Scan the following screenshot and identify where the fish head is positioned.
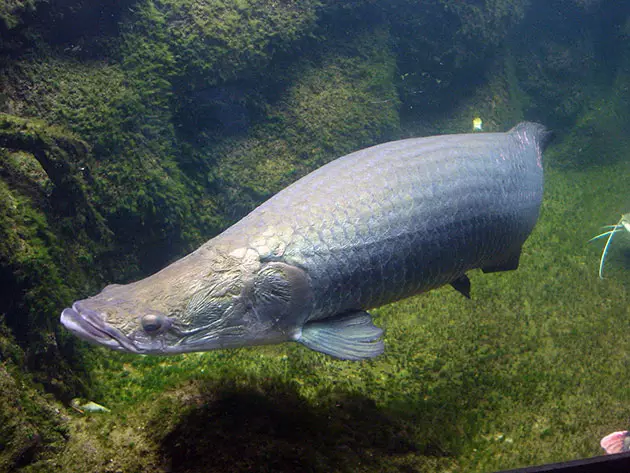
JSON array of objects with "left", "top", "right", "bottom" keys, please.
[
  {"left": 60, "top": 281, "right": 191, "bottom": 354},
  {"left": 60, "top": 252, "right": 312, "bottom": 355}
]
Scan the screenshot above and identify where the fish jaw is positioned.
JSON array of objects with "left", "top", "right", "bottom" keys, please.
[
  {"left": 60, "top": 298, "right": 300, "bottom": 355},
  {"left": 60, "top": 302, "right": 205, "bottom": 355},
  {"left": 60, "top": 300, "right": 221, "bottom": 355},
  {"left": 61, "top": 302, "right": 141, "bottom": 353}
]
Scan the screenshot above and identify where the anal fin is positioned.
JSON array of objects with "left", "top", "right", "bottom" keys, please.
[
  {"left": 482, "top": 249, "right": 522, "bottom": 273},
  {"left": 450, "top": 274, "right": 471, "bottom": 299},
  {"left": 297, "top": 311, "right": 384, "bottom": 361}
]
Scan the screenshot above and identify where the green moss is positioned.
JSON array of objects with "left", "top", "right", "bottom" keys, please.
[
  {"left": 0, "top": 343, "right": 68, "bottom": 471},
  {"left": 427, "top": 51, "right": 528, "bottom": 135},
  {"left": 0, "top": 176, "right": 66, "bottom": 315},
  {"left": 124, "top": 0, "right": 321, "bottom": 90},
  {"left": 392, "top": 2, "right": 519, "bottom": 125},
  {"left": 440, "top": 0, "right": 531, "bottom": 47},
  {"left": 0, "top": 113, "right": 109, "bottom": 241},
  {"left": 0, "top": 133, "right": 100, "bottom": 406},
  {"left": 213, "top": 28, "right": 400, "bottom": 215},
  {"left": 546, "top": 40, "right": 630, "bottom": 168},
  {"left": 0, "top": 177, "right": 75, "bottom": 381},
  {"left": 0, "top": 0, "right": 38, "bottom": 30},
  {"left": 13, "top": 57, "right": 207, "bottom": 273}
]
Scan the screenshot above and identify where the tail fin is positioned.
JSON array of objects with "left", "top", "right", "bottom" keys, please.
[{"left": 510, "top": 122, "right": 554, "bottom": 152}]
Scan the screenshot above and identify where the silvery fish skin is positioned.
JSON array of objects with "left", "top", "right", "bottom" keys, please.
[{"left": 61, "top": 122, "right": 549, "bottom": 360}]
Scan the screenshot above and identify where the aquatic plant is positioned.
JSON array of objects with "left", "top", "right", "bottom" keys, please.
[
  {"left": 212, "top": 28, "right": 400, "bottom": 217},
  {"left": 589, "top": 213, "right": 630, "bottom": 278}
]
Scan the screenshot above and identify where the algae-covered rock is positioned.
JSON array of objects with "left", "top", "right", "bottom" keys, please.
[
  {"left": 0, "top": 0, "right": 38, "bottom": 30},
  {"left": 550, "top": 74, "right": 630, "bottom": 168},
  {"left": 10, "top": 57, "right": 206, "bottom": 274},
  {"left": 211, "top": 28, "right": 400, "bottom": 218},
  {"left": 0, "top": 115, "right": 103, "bottom": 403},
  {"left": 0, "top": 336, "right": 68, "bottom": 471},
  {"left": 147, "top": 0, "right": 322, "bottom": 85},
  {"left": 0, "top": 172, "right": 90, "bottom": 400},
  {"left": 0, "top": 113, "right": 108, "bottom": 239},
  {"left": 390, "top": 0, "right": 530, "bottom": 122},
  {"left": 511, "top": 1, "right": 629, "bottom": 129}
]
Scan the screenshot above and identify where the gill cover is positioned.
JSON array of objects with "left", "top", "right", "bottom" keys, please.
[{"left": 247, "top": 262, "right": 313, "bottom": 334}]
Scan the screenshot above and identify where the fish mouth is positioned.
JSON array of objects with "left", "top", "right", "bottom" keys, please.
[{"left": 60, "top": 303, "right": 140, "bottom": 353}]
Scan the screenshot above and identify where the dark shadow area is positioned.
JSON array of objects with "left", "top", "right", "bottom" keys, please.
[
  {"left": 158, "top": 379, "right": 447, "bottom": 473},
  {"left": 32, "top": 0, "right": 137, "bottom": 57},
  {"left": 510, "top": 0, "right": 630, "bottom": 138}
]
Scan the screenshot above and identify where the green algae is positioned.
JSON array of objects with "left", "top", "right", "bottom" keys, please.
[
  {"left": 0, "top": 118, "right": 99, "bottom": 470},
  {"left": 143, "top": 0, "right": 322, "bottom": 85},
  {"left": 11, "top": 58, "right": 200, "bottom": 274},
  {"left": 212, "top": 27, "right": 400, "bottom": 215},
  {"left": 0, "top": 113, "right": 109, "bottom": 241},
  {"left": 0, "top": 163, "right": 94, "bottom": 399},
  {"left": 0, "top": 0, "right": 38, "bottom": 30},
  {"left": 550, "top": 41, "right": 630, "bottom": 168},
  {"left": 0, "top": 322, "right": 69, "bottom": 472}
]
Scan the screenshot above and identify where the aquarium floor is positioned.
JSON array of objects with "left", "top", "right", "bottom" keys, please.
[{"left": 49, "top": 159, "right": 630, "bottom": 473}]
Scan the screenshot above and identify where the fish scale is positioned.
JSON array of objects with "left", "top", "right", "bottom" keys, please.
[{"left": 219, "top": 123, "right": 546, "bottom": 322}]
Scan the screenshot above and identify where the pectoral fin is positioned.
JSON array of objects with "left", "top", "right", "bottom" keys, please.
[
  {"left": 450, "top": 274, "right": 471, "bottom": 298},
  {"left": 297, "top": 311, "right": 384, "bottom": 360}
]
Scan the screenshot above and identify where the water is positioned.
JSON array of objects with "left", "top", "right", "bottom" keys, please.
[{"left": 0, "top": 1, "right": 629, "bottom": 472}]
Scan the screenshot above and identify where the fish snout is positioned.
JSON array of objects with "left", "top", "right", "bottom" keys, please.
[
  {"left": 60, "top": 302, "right": 134, "bottom": 352},
  {"left": 61, "top": 303, "right": 104, "bottom": 340}
]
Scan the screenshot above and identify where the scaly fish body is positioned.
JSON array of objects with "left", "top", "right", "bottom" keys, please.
[{"left": 61, "top": 122, "right": 549, "bottom": 360}]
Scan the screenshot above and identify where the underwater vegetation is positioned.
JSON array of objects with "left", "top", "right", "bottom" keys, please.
[
  {"left": 590, "top": 213, "right": 630, "bottom": 279},
  {"left": 0, "top": 0, "right": 629, "bottom": 472}
]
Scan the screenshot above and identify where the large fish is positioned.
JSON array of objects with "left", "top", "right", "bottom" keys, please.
[{"left": 61, "top": 122, "right": 549, "bottom": 360}]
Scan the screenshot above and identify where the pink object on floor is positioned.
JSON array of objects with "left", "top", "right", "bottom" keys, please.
[{"left": 600, "top": 431, "right": 630, "bottom": 454}]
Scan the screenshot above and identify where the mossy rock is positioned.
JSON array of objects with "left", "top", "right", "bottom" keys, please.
[
  {"left": 123, "top": 0, "right": 322, "bottom": 91},
  {"left": 0, "top": 175, "right": 68, "bottom": 326},
  {"left": 0, "top": 115, "right": 102, "bottom": 401},
  {"left": 389, "top": 0, "right": 531, "bottom": 123},
  {"left": 11, "top": 57, "right": 207, "bottom": 274},
  {"left": 0, "top": 0, "right": 38, "bottom": 30},
  {"left": 213, "top": 28, "right": 400, "bottom": 217},
  {"left": 0, "top": 348, "right": 68, "bottom": 471},
  {"left": 423, "top": 51, "right": 527, "bottom": 136},
  {"left": 547, "top": 36, "right": 630, "bottom": 168}
]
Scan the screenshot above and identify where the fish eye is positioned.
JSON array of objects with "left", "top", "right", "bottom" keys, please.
[{"left": 141, "top": 314, "right": 166, "bottom": 334}]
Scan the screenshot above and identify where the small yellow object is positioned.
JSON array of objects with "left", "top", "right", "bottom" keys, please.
[{"left": 472, "top": 117, "right": 483, "bottom": 131}]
